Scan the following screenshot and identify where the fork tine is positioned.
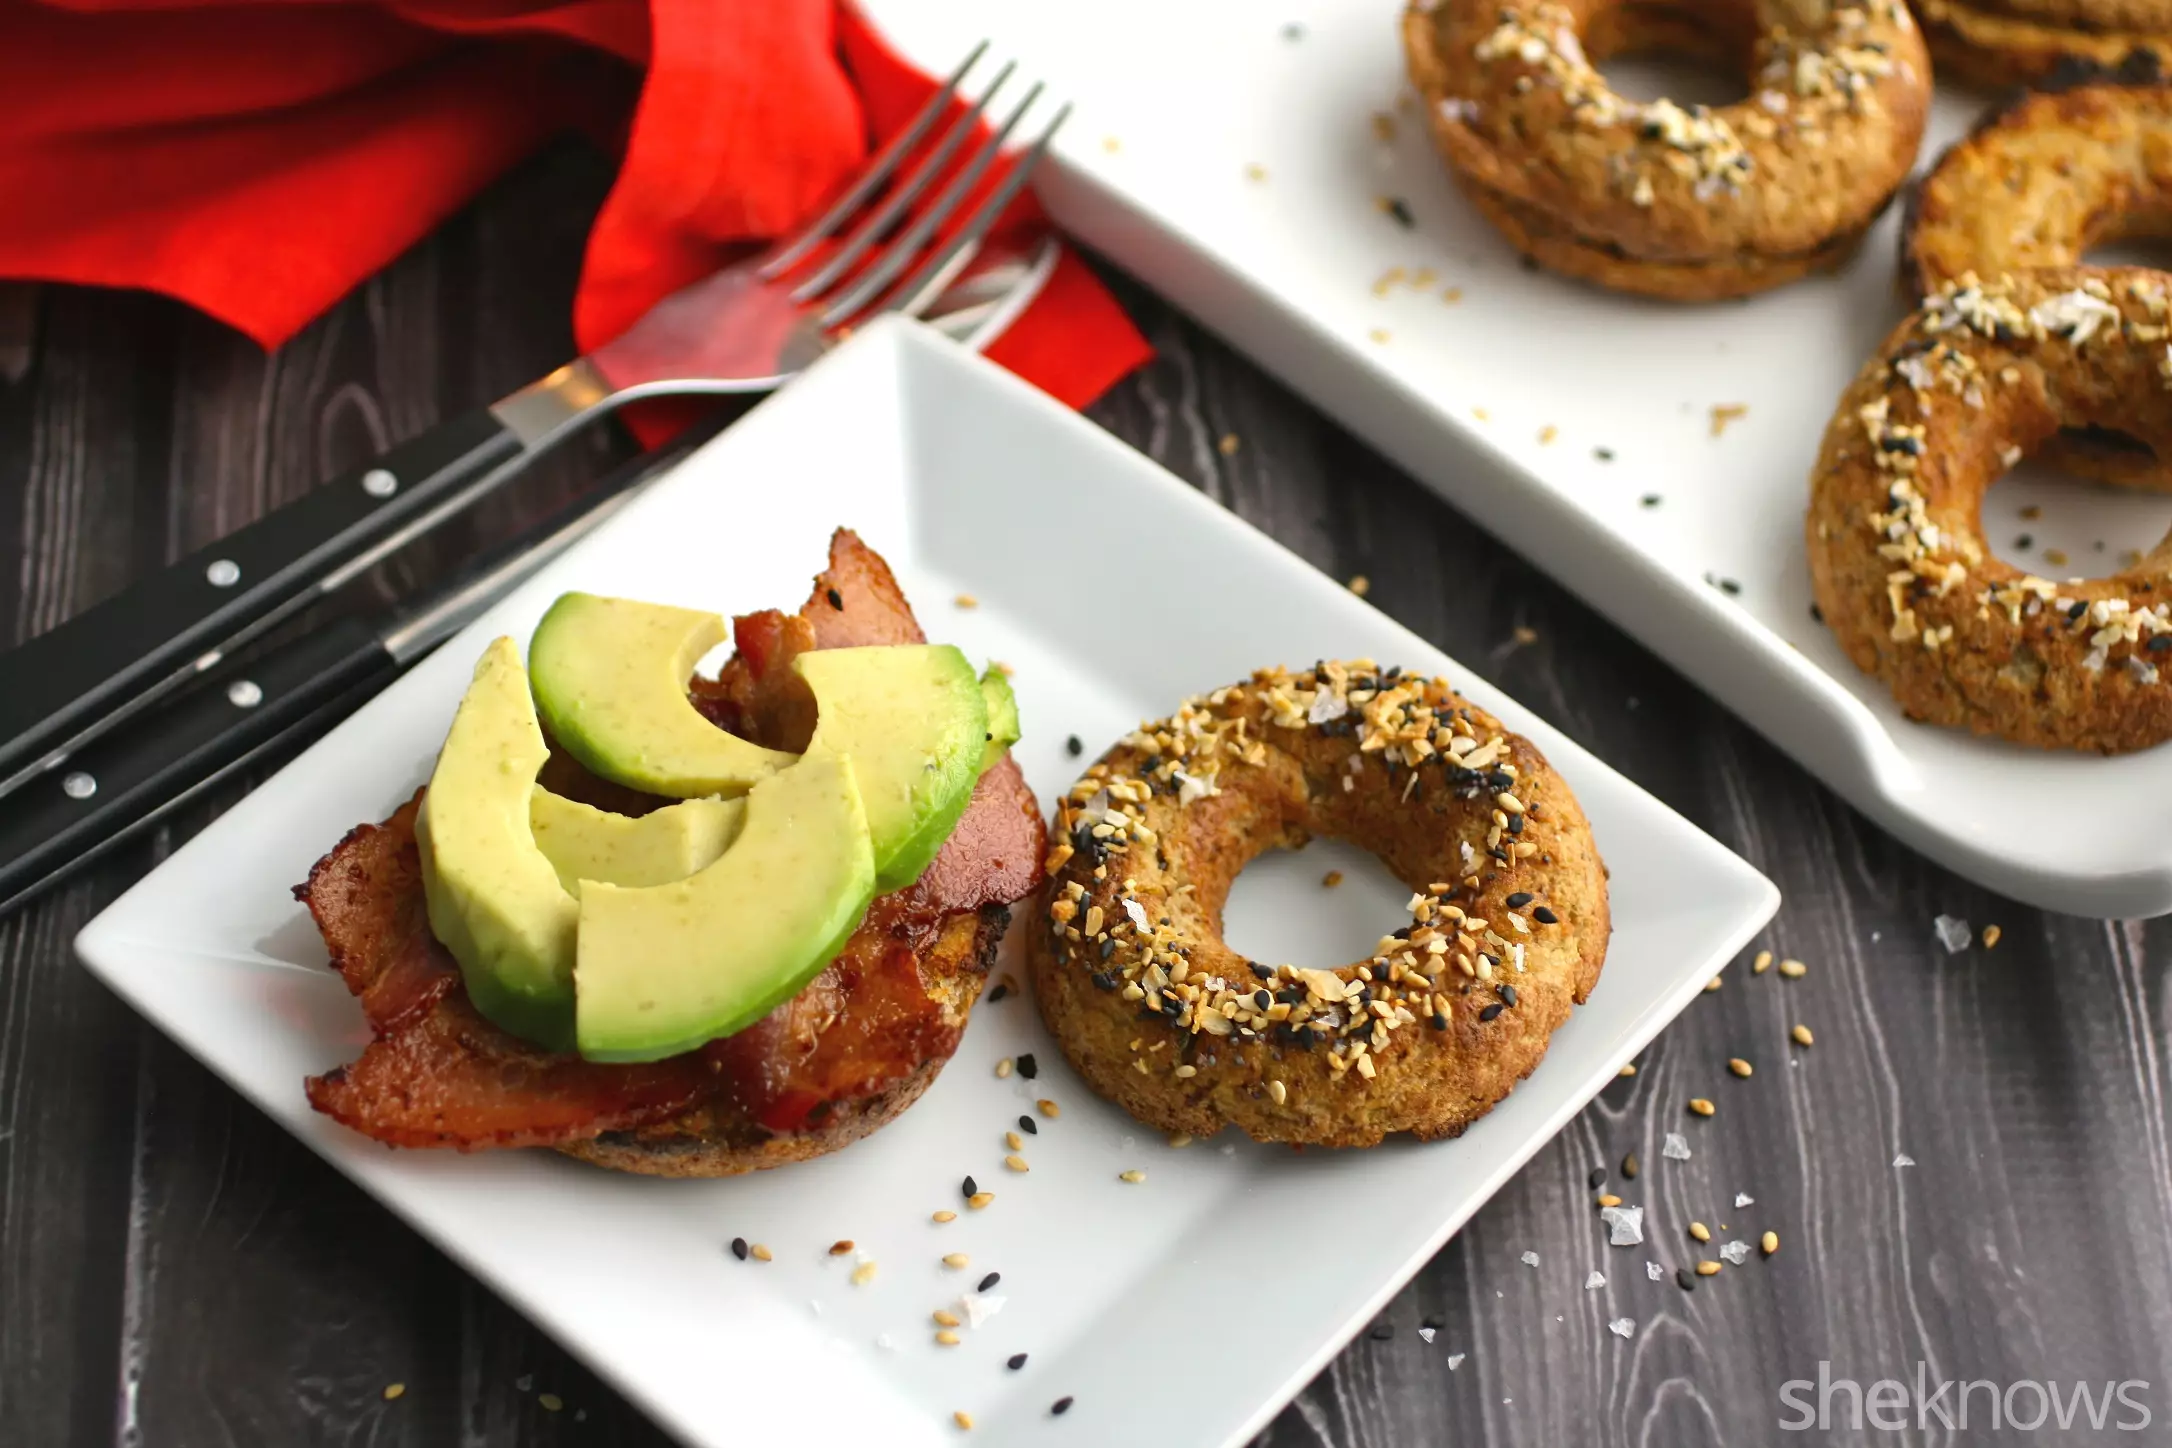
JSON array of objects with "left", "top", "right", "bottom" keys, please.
[
  {"left": 862, "top": 106, "right": 1072, "bottom": 329},
  {"left": 816, "top": 83, "right": 1045, "bottom": 327},
  {"left": 788, "top": 60, "right": 1017, "bottom": 303},
  {"left": 758, "top": 40, "right": 989, "bottom": 280}
]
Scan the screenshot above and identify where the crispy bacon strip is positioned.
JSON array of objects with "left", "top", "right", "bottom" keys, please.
[{"left": 302, "top": 530, "right": 1044, "bottom": 1150}]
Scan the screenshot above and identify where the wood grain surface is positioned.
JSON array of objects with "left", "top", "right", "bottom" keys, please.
[{"left": 3, "top": 145, "right": 2169, "bottom": 1448}]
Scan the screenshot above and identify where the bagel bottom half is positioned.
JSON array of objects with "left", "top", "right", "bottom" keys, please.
[{"left": 1030, "top": 664, "right": 1609, "bottom": 1148}]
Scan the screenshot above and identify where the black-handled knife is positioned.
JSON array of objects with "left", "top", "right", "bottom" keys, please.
[{"left": 0, "top": 446, "right": 662, "bottom": 919}]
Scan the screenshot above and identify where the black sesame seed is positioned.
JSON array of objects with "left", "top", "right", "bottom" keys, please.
[
  {"left": 1431, "top": 1011, "right": 1449, "bottom": 1030},
  {"left": 1677, "top": 1267, "right": 1698, "bottom": 1292},
  {"left": 1065, "top": 735, "right": 1084, "bottom": 756},
  {"left": 1091, "top": 970, "right": 1119, "bottom": 992},
  {"left": 1498, "top": 984, "right": 1518, "bottom": 1006},
  {"left": 979, "top": 1272, "right": 1002, "bottom": 1293},
  {"left": 1016, "top": 1053, "right": 1039, "bottom": 1080},
  {"left": 1281, "top": 20, "right": 1305, "bottom": 38},
  {"left": 1641, "top": 493, "right": 1663, "bottom": 508},
  {"left": 1099, "top": 940, "right": 1115, "bottom": 959},
  {"left": 730, "top": 1237, "right": 749, "bottom": 1260},
  {"left": 1505, "top": 891, "right": 1534, "bottom": 908},
  {"left": 1009, "top": 1353, "right": 1029, "bottom": 1371},
  {"left": 962, "top": 1176, "right": 978, "bottom": 1199},
  {"left": 1254, "top": 989, "right": 1272, "bottom": 1010},
  {"left": 1507, "top": 815, "right": 1524, "bottom": 835},
  {"left": 1533, "top": 906, "right": 1559, "bottom": 925},
  {"left": 1052, "top": 1396, "right": 1075, "bottom": 1416},
  {"left": 2068, "top": 601, "right": 2090, "bottom": 622},
  {"left": 987, "top": 983, "right": 1010, "bottom": 1004},
  {"left": 1386, "top": 196, "right": 1415, "bottom": 228},
  {"left": 1018, "top": 1114, "right": 1038, "bottom": 1135},
  {"left": 826, "top": 588, "right": 843, "bottom": 610},
  {"left": 1479, "top": 1002, "right": 1504, "bottom": 1022},
  {"left": 2150, "top": 636, "right": 2172, "bottom": 652},
  {"left": 2014, "top": 534, "right": 2034, "bottom": 550},
  {"left": 1594, "top": 447, "right": 1615, "bottom": 462},
  {"left": 1809, "top": 602, "right": 1824, "bottom": 624},
  {"left": 1252, "top": 960, "right": 1277, "bottom": 980},
  {"left": 1587, "top": 1166, "right": 1607, "bottom": 1190}
]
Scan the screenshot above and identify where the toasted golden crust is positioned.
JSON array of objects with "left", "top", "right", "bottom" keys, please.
[
  {"left": 1807, "top": 267, "right": 2172, "bottom": 751},
  {"left": 557, "top": 908, "right": 1007, "bottom": 1177},
  {"left": 1030, "top": 665, "right": 1609, "bottom": 1149},
  {"left": 1405, "top": 0, "right": 1929, "bottom": 299},
  {"left": 1912, "top": 0, "right": 2170, "bottom": 85}
]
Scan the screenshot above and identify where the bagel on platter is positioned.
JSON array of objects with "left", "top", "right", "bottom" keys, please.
[
  {"left": 1911, "top": 0, "right": 2170, "bottom": 86},
  {"left": 1029, "top": 663, "right": 1609, "bottom": 1148}
]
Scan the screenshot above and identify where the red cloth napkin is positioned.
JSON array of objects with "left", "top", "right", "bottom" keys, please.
[{"left": 0, "top": 0, "right": 1150, "bottom": 415}]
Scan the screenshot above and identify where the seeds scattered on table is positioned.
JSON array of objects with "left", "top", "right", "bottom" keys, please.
[
  {"left": 1709, "top": 403, "right": 1748, "bottom": 437},
  {"left": 1245, "top": 162, "right": 1268, "bottom": 181},
  {"left": 943, "top": 1253, "right": 971, "bottom": 1269},
  {"left": 933, "top": 1210, "right": 957, "bottom": 1223},
  {"left": 979, "top": 1272, "right": 1002, "bottom": 1293},
  {"left": 1753, "top": 949, "right": 1772, "bottom": 974},
  {"left": 1538, "top": 425, "right": 1558, "bottom": 446},
  {"left": 1037, "top": 1099, "right": 1061, "bottom": 1118},
  {"left": 1347, "top": 574, "right": 1371, "bottom": 596},
  {"left": 1676, "top": 1267, "right": 1697, "bottom": 1292},
  {"left": 954, "top": 1409, "right": 975, "bottom": 1430},
  {"left": 962, "top": 1175, "right": 978, "bottom": 1199},
  {"left": 1791, "top": 1024, "right": 1815, "bottom": 1047},
  {"left": 954, "top": 593, "right": 978, "bottom": 609},
  {"left": 851, "top": 1261, "right": 877, "bottom": 1286},
  {"left": 1689, "top": 1221, "right": 1711, "bottom": 1243},
  {"left": 1016, "top": 1053, "right": 1038, "bottom": 1080},
  {"left": 539, "top": 1393, "right": 564, "bottom": 1412},
  {"left": 1008, "top": 1353, "right": 1029, "bottom": 1371},
  {"left": 1052, "top": 1397, "right": 1075, "bottom": 1416},
  {"left": 1167, "top": 1133, "right": 1192, "bottom": 1148},
  {"left": 968, "top": 1192, "right": 995, "bottom": 1210},
  {"left": 934, "top": 1309, "right": 962, "bottom": 1327},
  {"left": 1777, "top": 958, "right": 1807, "bottom": 979},
  {"left": 1704, "top": 976, "right": 1723, "bottom": 993},
  {"left": 1004, "top": 1154, "right": 1030, "bottom": 1173},
  {"left": 730, "top": 1237, "right": 749, "bottom": 1261},
  {"left": 382, "top": 1383, "right": 406, "bottom": 1401},
  {"left": 1119, "top": 1169, "right": 1146, "bottom": 1184},
  {"left": 1695, "top": 1261, "right": 1723, "bottom": 1277},
  {"left": 1983, "top": 924, "right": 2003, "bottom": 949},
  {"left": 1065, "top": 735, "right": 1083, "bottom": 757},
  {"left": 1322, "top": 870, "right": 1344, "bottom": 888},
  {"left": 1005, "top": 1130, "right": 1024, "bottom": 1152},
  {"left": 749, "top": 1243, "right": 773, "bottom": 1262},
  {"left": 1728, "top": 1058, "right": 1753, "bottom": 1078},
  {"left": 1597, "top": 1193, "right": 1622, "bottom": 1208},
  {"left": 936, "top": 1330, "right": 962, "bottom": 1347},
  {"left": 829, "top": 1240, "right": 855, "bottom": 1256},
  {"left": 1587, "top": 1166, "right": 1607, "bottom": 1190},
  {"left": 1761, "top": 1231, "right": 1780, "bottom": 1257},
  {"left": 1621, "top": 1151, "right": 1639, "bottom": 1179},
  {"left": 994, "top": 1058, "right": 1013, "bottom": 1079},
  {"left": 1688, "top": 1098, "right": 1716, "bottom": 1117},
  {"left": 1218, "top": 433, "right": 1241, "bottom": 456}
]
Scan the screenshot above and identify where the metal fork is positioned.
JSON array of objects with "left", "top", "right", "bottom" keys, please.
[{"left": 0, "top": 44, "right": 1071, "bottom": 803}]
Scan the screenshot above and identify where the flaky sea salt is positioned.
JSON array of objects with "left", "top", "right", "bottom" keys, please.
[
  {"left": 1417, "top": 1326, "right": 1437, "bottom": 1344},
  {"left": 961, "top": 1294, "right": 1007, "bottom": 1329},
  {"left": 1662, "top": 1132, "right": 1692, "bottom": 1161},
  {"left": 1122, "top": 898, "right": 1151, "bottom": 932},
  {"left": 1308, "top": 689, "right": 1349, "bottom": 724},
  {"left": 1720, "top": 1241, "right": 1751, "bottom": 1266},
  {"left": 1447, "top": 1353, "right": 1467, "bottom": 1371},
  {"left": 1608, "top": 1317, "right": 1637, "bottom": 1339},
  {"left": 1933, "top": 914, "right": 1972, "bottom": 954},
  {"left": 1646, "top": 1261, "right": 1666, "bottom": 1282},
  {"left": 1735, "top": 1192, "right": 1755, "bottom": 1208},
  {"left": 1599, "top": 1204, "right": 1644, "bottom": 1246},
  {"left": 1894, "top": 1153, "right": 1916, "bottom": 1168},
  {"left": 1585, "top": 1271, "right": 1606, "bottom": 1290},
  {"left": 1520, "top": 1250, "right": 1540, "bottom": 1267}
]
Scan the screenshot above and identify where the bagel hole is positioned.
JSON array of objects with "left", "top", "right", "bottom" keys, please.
[
  {"left": 1985, "top": 442, "right": 2172, "bottom": 580},
  {"left": 1587, "top": 3, "right": 1752, "bottom": 108},
  {"left": 1221, "top": 837, "right": 1414, "bottom": 973}
]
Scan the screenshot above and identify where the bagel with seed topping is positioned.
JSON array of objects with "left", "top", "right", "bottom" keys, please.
[
  {"left": 1403, "top": 0, "right": 1931, "bottom": 300},
  {"left": 1028, "top": 663, "right": 1609, "bottom": 1148},
  {"left": 1807, "top": 268, "right": 2172, "bottom": 752},
  {"left": 1909, "top": 0, "right": 2169, "bottom": 86}
]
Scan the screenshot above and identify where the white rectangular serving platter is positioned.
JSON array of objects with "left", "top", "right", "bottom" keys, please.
[
  {"left": 863, "top": 0, "right": 2172, "bottom": 917},
  {"left": 78, "top": 320, "right": 1775, "bottom": 1448}
]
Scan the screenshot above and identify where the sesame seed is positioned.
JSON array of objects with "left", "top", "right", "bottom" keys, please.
[
  {"left": 995, "top": 1058, "right": 1013, "bottom": 1079},
  {"left": 1704, "top": 976, "right": 1723, "bottom": 993},
  {"left": 954, "top": 1410, "right": 975, "bottom": 1430},
  {"left": 1761, "top": 1231, "right": 1780, "bottom": 1257},
  {"left": 1791, "top": 1024, "right": 1814, "bottom": 1047},
  {"left": 1269, "top": 1079, "right": 1288, "bottom": 1105},
  {"left": 1689, "top": 1221, "right": 1711, "bottom": 1243},
  {"left": 1016, "top": 1053, "right": 1038, "bottom": 1079},
  {"left": 730, "top": 1237, "right": 749, "bottom": 1260},
  {"left": 1052, "top": 1397, "right": 1076, "bottom": 1416},
  {"left": 1245, "top": 161, "right": 1267, "bottom": 180},
  {"left": 1709, "top": 403, "right": 1748, "bottom": 437},
  {"left": 1322, "top": 870, "right": 1344, "bottom": 888},
  {"left": 936, "top": 1331, "right": 962, "bottom": 1347},
  {"left": 1587, "top": 1166, "right": 1607, "bottom": 1189},
  {"left": 1597, "top": 1193, "right": 1622, "bottom": 1208},
  {"left": 1688, "top": 1098, "right": 1716, "bottom": 1117},
  {"left": 1621, "top": 1152, "right": 1639, "bottom": 1179},
  {"left": 1005, "top": 1155, "right": 1030, "bottom": 1173},
  {"left": 1037, "top": 1099, "right": 1061, "bottom": 1118},
  {"left": 1640, "top": 493, "right": 1662, "bottom": 507},
  {"left": 750, "top": 1243, "right": 773, "bottom": 1262},
  {"left": 538, "top": 1392, "right": 565, "bottom": 1412},
  {"left": 1017, "top": 1114, "right": 1038, "bottom": 1135},
  {"left": 968, "top": 1192, "right": 995, "bottom": 1209},
  {"left": 1728, "top": 1058, "right": 1753, "bottom": 1078},
  {"left": 1695, "top": 1261, "right": 1723, "bottom": 1277},
  {"left": 1595, "top": 446, "right": 1615, "bottom": 461},
  {"left": 1119, "top": 1169, "right": 1146, "bottom": 1184},
  {"left": 851, "top": 1261, "right": 877, "bottom": 1286},
  {"left": 1618, "top": 1063, "right": 1637, "bottom": 1078},
  {"left": 934, "top": 1309, "right": 962, "bottom": 1327},
  {"left": 1983, "top": 925, "right": 2003, "bottom": 949},
  {"left": 826, "top": 588, "right": 843, "bottom": 610},
  {"left": 954, "top": 593, "right": 979, "bottom": 609},
  {"left": 1532, "top": 906, "right": 1558, "bottom": 924},
  {"left": 933, "top": 1210, "right": 957, "bottom": 1223},
  {"left": 962, "top": 1176, "right": 978, "bottom": 1198},
  {"left": 944, "top": 1253, "right": 971, "bottom": 1269},
  {"left": 979, "top": 1272, "right": 1002, "bottom": 1293},
  {"left": 1777, "top": 958, "right": 1807, "bottom": 978},
  {"left": 383, "top": 1383, "right": 406, "bottom": 1401},
  {"left": 1006, "top": 1131, "right": 1023, "bottom": 1151},
  {"left": 829, "top": 1240, "right": 855, "bottom": 1256},
  {"left": 1065, "top": 735, "right": 1083, "bottom": 757},
  {"left": 1168, "top": 1134, "right": 1192, "bottom": 1148},
  {"left": 1218, "top": 433, "right": 1241, "bottom": 456},
  {"left": 1008, "top": 1353, "right": 1029, "bottom": 1370},
  {"left": 1479, "top": 1002, "right": 1504, "bottom": 1022},
  {"left": 1752, "top": 949, "right": 1772, "bottom": 974},
  {"left": 1348, "top": 574, "right": 1372, "bottom": 596}
]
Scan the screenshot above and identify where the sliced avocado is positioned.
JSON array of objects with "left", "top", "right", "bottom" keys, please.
[
  {"left": 528, "top": 592, "right": 796, "bottom": 798},
  {"left": 529, "top": 789, "right": 744, "bottom": 895},
  {"left": 416, "top": 638, "right": 580, "bottom": 1051},
  {"left": 796, "top": 644, "right": 987, "bottom": 892},
  {"left": 575, "top": 753, "right": 876, "bottom": 1062},
  {"left": 979, "top": 668, "right": 1019, "bottom": 772}
]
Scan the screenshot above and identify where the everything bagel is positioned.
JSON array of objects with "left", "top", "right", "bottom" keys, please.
[
  {"left": 1404, "top": 0, "right": 1931, "bottom": 300},
  {"left": 1028, "top": 663, "right": 1609, "bottom": 1148},
  {"left": 1807, "top": 268, "right": 2172, "bottom": 752}
]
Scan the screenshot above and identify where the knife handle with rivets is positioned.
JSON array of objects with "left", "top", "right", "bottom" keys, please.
[
  {"left": 0, "top": 410, "right": 518, "bottom": 801},
  {"left": 0, "top": 615, "right": 395, "bottom": 916}
]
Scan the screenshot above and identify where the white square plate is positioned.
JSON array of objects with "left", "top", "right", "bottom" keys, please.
[
  {"left": 78, "top": 320, "right": 1777, "bottom": 1448},
  {"left": 862, "top": 0, "right": 2172, "bottom": 917}
]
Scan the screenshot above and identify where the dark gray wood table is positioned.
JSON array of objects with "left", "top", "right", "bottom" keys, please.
[{"left": 5, "top": 147, "right": 2169, "bottom": 1448}]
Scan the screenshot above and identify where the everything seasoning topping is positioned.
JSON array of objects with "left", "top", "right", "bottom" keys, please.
[
  {"left": 1859, "top": 274, "right": 2172, "bottom": 661},
  {"left": 1046, "top": 664, "right": 1564, "bottom": 1085}
]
